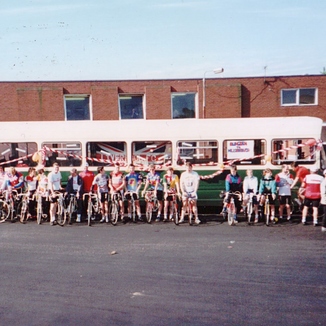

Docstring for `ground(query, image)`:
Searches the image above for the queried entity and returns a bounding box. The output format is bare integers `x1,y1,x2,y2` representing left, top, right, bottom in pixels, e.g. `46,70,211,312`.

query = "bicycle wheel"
265,203,270,226
56,203,66,226
87,200,92,226
66,202,73,225
17,200,28,224
173,202,179,225
37,200,43,225
247,202,253,224
110,201,119,225
146,203,152,223
131,200,136,223
228,204,235,226
0,201,10,223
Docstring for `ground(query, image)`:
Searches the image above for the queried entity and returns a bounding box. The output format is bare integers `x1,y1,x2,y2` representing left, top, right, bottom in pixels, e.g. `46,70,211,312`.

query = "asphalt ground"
0,213,325,326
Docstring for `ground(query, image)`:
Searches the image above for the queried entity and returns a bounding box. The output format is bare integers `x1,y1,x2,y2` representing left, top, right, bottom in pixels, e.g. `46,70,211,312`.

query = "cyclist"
242,169,259,223
301,166,323,226
91,166,109,223
36,166,50,218
179,162,200,225
275,164,293,221
2,167,24,192
79,162,94,220
162,167,181,222
0,165,6,192
258,168,277,223
24,167,38,219
222,164,242,224
141,164,163,222
109,163,125,222
65,168,84,223
124,163,143,222
48,163,63,226
319,169,326,232
290,161,310,208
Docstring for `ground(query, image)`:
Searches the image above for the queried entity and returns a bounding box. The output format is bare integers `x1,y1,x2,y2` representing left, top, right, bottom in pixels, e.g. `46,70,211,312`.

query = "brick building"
0,74,325,126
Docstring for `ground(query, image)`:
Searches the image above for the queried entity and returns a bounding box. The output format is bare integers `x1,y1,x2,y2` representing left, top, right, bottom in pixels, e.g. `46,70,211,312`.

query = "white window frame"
281,88,318,106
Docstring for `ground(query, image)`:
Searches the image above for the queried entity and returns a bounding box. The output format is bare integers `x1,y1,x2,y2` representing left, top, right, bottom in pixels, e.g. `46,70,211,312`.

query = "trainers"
302,221,307,225
155,218,160,222
169,214,173,220
254,217,258,223
138,216,143,222
179,218,184,224
99,217,105,223
233,219,238,224
314,223,319,227
287,216,291,221
322,227,326,232
195,218,201,225
50,221,57,226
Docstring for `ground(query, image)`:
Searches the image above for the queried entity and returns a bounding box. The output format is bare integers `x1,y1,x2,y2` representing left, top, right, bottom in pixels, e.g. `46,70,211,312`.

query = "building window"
177,140,218,165
172,93,196,119
281,88,317,106
222,139,266,165
42,142,82,167
119,95,144,119
64,95,91,120
86,141,127,166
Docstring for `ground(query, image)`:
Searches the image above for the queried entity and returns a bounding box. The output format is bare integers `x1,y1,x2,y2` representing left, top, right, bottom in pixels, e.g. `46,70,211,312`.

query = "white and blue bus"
0,116,324,208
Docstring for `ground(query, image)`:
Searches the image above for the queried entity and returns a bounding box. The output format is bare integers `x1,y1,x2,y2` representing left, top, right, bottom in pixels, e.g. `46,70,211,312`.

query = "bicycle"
34,192,49,225
144,191,158,223
179,192,198,226
110,193,120,225
0,193,10,223
83,192,101,226
227,192,242,226
65,193,78,225
244,192,256,225
125,191,138,223
259,193,274,226
1,190,20,223
168,193,180,225
50,191,66,226
16,192,31,224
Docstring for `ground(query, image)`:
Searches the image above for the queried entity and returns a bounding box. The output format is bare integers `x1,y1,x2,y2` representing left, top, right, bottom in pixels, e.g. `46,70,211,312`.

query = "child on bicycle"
163,167,181,222
179,162,200,225
223,164,242,223
242,169,259,223
124,164,143,222
258,168,277,223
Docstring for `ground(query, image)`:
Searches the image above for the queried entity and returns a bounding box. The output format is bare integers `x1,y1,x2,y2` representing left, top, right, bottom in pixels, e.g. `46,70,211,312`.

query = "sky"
0,0,325,81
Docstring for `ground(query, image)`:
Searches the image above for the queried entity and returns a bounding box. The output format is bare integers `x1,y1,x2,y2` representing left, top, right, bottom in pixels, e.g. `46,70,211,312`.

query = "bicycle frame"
226,191,242,226
83,192,100,226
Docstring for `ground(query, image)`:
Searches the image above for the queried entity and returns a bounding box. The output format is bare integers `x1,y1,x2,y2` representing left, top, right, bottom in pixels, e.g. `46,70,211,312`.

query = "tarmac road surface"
0,215,325,326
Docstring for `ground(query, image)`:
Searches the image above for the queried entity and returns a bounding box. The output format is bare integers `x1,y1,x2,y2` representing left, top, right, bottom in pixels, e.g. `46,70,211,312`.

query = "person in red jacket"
301,167,323,226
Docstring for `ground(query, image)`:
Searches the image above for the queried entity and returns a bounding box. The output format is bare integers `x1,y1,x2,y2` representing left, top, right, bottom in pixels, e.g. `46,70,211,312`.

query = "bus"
0,116,324,209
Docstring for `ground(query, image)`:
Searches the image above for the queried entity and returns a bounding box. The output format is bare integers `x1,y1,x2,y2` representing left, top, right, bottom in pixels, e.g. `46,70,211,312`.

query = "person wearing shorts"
301,167,323,226
92,166,109,223
48,163,62,225
275,164,293,221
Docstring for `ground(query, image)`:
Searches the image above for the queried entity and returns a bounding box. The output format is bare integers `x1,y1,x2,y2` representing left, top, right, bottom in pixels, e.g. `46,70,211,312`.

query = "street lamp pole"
203,68,224,118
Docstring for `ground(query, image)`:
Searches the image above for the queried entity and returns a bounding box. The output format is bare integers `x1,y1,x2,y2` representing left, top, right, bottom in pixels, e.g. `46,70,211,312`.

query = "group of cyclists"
223,162,326,232
0,160,326,231
0,161,201,226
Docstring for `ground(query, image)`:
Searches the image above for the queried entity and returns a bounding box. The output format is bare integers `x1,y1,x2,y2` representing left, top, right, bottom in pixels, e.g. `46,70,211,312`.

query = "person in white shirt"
48,163,62,225
242,169,259,223
275,164,294,221
179,162,200,225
